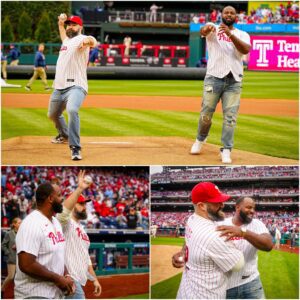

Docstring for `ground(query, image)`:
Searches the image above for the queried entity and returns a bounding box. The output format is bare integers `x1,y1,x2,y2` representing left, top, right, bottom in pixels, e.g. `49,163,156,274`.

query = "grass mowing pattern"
2,108,298,159
2,71,299,99
151,238,299,299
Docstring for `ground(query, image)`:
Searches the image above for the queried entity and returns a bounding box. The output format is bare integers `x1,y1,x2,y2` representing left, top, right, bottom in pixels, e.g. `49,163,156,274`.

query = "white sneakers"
190,139,205,154
221,148,232,164
190,139,232,163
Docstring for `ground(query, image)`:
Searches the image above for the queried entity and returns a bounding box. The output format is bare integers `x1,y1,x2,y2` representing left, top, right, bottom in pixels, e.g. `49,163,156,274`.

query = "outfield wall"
6,65,207,80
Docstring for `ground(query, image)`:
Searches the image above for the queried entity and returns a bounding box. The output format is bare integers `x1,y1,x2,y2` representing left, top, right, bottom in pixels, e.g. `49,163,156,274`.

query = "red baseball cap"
191,182,231,204
66,194,91,203
77,194,92,203
65,16,83,26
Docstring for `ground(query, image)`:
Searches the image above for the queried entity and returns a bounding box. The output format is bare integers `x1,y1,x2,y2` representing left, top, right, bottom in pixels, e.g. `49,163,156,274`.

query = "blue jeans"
48,86,87,149
196,74,241,149
65,280,85,299
226,276,265,299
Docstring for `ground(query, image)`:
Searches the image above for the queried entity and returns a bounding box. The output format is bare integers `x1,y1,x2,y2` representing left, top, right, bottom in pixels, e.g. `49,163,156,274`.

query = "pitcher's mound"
2,136,298,165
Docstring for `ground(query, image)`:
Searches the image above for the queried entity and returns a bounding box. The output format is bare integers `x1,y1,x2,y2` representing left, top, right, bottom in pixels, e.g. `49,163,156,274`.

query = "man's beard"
74,209,87,220
239,210,253,224
52,201,63,213
66,29,79,38
207,206,225,221
222,17,235,26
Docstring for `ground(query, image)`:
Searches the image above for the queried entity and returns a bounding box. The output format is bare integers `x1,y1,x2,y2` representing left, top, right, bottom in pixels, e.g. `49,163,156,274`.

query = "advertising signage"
248,35,299,72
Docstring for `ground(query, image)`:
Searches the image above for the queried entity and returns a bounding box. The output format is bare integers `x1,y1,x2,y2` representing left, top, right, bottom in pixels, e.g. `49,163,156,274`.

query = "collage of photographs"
1,0,299,299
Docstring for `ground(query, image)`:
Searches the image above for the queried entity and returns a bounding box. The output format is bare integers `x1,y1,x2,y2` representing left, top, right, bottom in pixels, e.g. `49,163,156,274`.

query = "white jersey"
54,34,96,92
57,208,92,286
205,23,251,82
14,210,65,299
220,217,270,289
177,214,243,299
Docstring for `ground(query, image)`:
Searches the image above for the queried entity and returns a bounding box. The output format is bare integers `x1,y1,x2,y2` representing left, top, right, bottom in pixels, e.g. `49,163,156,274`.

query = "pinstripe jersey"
220,217,270,289
204,23,251,82
14,210,65,299
57,209,92,286
177,213,243,299
54,34,97,92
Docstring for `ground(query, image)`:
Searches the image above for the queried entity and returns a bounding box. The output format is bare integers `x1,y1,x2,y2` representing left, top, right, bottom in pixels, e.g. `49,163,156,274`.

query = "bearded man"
48,14,97,161
56,170,101,299
216,196,273,299
14,182,75,299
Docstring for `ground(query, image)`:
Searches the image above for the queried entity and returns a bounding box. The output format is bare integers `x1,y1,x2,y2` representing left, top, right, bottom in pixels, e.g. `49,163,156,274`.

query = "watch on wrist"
241,227,247,237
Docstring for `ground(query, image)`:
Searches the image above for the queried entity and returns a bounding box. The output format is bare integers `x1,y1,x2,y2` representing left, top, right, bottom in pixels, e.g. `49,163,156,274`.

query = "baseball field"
151,237,299,299
2,71,298,164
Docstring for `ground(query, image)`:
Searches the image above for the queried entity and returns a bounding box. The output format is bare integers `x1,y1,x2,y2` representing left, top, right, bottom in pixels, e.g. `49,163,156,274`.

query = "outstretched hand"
77,170,92,190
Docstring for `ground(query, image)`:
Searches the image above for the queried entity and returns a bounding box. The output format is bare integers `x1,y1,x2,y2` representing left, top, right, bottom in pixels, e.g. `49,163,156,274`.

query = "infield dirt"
151,245,183,285
2,136,298,165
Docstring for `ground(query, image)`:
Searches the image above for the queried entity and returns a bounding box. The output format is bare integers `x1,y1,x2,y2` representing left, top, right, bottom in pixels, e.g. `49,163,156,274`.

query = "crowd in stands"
151,166,298,183
151,187,299,198
203,2,299,24
77,1,298,24
151,210,299,237
1,167,149,230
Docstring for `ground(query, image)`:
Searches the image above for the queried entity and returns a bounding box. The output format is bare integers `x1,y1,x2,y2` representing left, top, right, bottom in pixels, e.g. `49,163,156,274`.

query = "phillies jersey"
54,34,96,92
177,213,243,299
57,208,92,286
205,23,251,82
15,210,65,299
220,217,270,289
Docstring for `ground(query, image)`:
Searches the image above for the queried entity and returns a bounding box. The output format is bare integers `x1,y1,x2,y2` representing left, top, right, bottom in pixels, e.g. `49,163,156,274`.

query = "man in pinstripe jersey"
173,196,273,299
56,170,102,299
190,6,251,164
175,182,245,299
216,197,273,299
15,182,75,299
48,14,97,161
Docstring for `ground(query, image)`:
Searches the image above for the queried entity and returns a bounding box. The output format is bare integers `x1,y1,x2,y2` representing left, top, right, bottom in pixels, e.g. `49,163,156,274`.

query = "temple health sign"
248,35,299,72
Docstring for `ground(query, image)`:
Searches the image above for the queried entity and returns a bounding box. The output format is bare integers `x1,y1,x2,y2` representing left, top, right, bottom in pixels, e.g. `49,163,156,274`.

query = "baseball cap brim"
207,193,231,203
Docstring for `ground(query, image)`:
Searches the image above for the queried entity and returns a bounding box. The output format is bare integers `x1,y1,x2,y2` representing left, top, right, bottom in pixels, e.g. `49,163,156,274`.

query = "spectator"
290,229,296,248
123,35,132,57
89,45,100,67
6,196,20,222
25,43,52,92
7,44,21,66
274,226,282,249
127,207,138,229
1,45,7,80
149,3,163,22
1,217,22,293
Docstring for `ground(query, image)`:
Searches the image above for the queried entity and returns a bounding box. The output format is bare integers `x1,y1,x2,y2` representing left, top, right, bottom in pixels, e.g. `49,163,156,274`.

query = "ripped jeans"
196,74,241,149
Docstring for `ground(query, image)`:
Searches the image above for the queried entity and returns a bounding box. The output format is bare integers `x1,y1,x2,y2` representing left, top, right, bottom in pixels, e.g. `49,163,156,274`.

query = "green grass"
151,237,184,246
151,237,299,299
2,108,298,159
2,71,299,99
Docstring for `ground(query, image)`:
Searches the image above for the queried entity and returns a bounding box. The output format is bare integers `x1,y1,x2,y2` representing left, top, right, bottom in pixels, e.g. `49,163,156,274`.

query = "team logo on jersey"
48,231,65,245
217,31,232,42
76,227,90,242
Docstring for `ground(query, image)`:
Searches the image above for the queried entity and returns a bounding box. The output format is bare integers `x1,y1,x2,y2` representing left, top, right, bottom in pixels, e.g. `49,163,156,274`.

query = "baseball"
59,13,67,20
178,256,184,262
84,175,92,184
